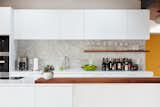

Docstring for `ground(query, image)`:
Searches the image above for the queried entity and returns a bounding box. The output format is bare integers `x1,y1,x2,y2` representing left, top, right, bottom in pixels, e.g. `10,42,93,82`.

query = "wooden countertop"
35,78,160,83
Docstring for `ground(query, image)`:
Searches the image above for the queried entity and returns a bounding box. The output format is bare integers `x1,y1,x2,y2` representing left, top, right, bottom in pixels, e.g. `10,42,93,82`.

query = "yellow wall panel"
146,34,160,76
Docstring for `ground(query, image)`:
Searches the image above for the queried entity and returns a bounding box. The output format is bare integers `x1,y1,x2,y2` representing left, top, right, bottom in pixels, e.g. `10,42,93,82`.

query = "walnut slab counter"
35,78,160,83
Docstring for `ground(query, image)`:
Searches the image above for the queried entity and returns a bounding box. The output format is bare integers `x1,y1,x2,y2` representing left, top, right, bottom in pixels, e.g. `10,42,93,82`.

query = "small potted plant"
43,65,54,79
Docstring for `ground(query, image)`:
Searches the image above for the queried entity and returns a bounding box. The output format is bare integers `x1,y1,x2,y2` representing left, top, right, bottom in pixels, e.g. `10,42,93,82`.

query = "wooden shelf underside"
84,50,150,53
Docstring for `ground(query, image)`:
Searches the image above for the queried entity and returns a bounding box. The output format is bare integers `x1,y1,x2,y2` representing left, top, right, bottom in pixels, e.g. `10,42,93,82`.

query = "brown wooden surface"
35,78,160,83
84,50,150,53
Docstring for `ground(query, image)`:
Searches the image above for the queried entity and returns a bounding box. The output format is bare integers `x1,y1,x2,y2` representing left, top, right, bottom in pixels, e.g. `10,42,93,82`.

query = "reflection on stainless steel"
0,36,9,78
0,60,5,64
0,52,9,56
0,77,24,80
0,72,9,77
0,56,9,77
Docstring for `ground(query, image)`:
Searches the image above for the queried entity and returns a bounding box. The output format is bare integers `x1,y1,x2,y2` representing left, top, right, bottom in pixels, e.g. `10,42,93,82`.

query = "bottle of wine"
128,59,132,71
124,58,129,71
105,58,109,71
117,58,122,71
122,58,126,70
112,58,117,71
120,58,123,71
102,58,106,71
109,58,113,71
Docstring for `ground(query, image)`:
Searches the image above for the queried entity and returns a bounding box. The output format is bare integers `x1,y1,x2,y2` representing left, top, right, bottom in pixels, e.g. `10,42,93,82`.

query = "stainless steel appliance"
0,77,24,80
16,57,28,71
0,56,9,77
0,36,9,52
0,36,9,77
0,36,24,79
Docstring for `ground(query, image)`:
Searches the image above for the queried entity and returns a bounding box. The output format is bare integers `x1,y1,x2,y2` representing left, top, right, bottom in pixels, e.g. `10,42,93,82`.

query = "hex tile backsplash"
16,40,146,71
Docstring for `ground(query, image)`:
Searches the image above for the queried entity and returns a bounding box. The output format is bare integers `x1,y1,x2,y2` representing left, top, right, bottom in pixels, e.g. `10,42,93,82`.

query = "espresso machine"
16,57,28,71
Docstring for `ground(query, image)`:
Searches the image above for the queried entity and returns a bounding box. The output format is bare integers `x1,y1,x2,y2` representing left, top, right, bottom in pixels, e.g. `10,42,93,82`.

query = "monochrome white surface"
14,9,84,39
14,9,149,40
126,10,149,37
85,10,149,39
14,9,60,39
0,77,35,84
59,10,84,39
150,20,160,33
73,84,160,107
84,10,127,38
0,85,34,107
0,7,12,35
0,84,72,107
0,83,160,107
35,84,72,107
10,70,153,79
53,71,154,78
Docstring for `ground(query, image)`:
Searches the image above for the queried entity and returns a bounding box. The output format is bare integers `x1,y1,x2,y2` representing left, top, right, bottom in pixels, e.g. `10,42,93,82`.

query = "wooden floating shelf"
84,50,150,53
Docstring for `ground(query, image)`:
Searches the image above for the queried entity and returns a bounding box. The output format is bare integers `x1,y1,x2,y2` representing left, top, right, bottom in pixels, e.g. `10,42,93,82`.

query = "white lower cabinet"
0,86,34,107
0,84,72,107
1,84,160,107
73,84,160,107
35,84,72,107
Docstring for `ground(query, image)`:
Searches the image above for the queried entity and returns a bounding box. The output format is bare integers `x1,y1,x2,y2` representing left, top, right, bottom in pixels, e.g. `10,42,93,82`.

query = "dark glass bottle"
120,58,123,71
105,58,109,71
128,59,132,71
124,58,129,71
122,58,126,70
102,58,106,71
108,58,112,71
112,58,117,71
117,58,122,71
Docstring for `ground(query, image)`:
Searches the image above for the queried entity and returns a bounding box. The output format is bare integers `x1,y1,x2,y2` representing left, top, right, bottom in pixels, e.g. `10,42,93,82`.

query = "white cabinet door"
73,84,160,107
14,10,60,39
127,10,150,39
59,10,84,39
85,10,127,39
0,86,34,107
0,7,12,35
35,84,72,107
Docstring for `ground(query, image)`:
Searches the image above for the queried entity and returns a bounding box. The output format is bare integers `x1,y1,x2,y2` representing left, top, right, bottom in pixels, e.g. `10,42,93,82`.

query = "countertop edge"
35,78,160,83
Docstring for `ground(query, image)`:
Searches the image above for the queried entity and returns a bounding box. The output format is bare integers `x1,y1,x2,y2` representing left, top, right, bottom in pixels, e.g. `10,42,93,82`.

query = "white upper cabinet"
14,9,150,40
59,10,84,39
84,10,127,39
127,10,150,39
14,10,60,39
14,9,84,40
0,7,12,35
84,10,150,40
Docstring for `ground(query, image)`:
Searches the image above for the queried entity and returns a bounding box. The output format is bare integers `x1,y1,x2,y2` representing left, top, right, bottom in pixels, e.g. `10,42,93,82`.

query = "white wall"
0,0,141,9
150,20,160,33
